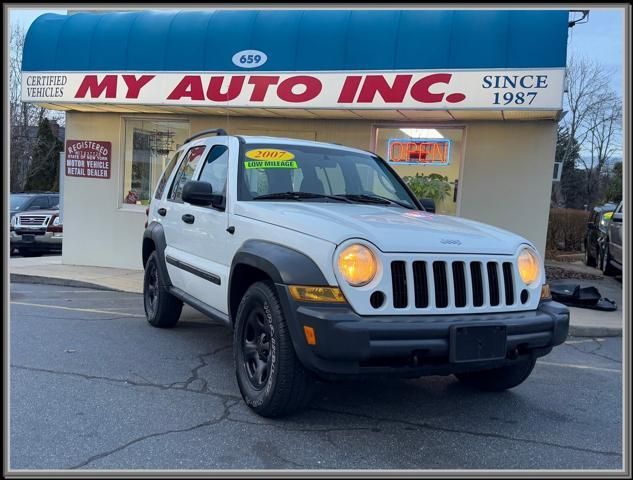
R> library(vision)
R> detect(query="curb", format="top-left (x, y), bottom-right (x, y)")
top-left (10, 273), bottom-right (141, 294)
top-left (568, 324), bottom-right (622, 338)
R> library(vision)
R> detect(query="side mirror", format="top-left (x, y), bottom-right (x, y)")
top-left (182, 181), bottom-right (222, 207)
top-left (418, 198), bottom-right (436, 213)
top-left (612, 212), bottom-right (622, 223)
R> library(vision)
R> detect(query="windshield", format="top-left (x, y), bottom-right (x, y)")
top-left (237, 143), bottom-right (417, 209)
top-left (11, 195), bottom-right (29, 210)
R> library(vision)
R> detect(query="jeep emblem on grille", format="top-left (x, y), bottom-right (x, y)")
top-left (440, 238), bottom-right (462, 245)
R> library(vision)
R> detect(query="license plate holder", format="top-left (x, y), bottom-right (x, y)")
top-left (22, 234), bottom-right (35, 242)
top-left (449, 324), bottom-right (507, 363)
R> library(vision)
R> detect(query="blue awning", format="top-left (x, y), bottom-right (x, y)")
top-left (23, 9), bottom-right (569, 73)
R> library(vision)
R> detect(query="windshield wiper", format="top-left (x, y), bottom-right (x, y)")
top-left (337, 194), bottom-right (415, 210)
top-left (253, 191), bottom-right (354, 203)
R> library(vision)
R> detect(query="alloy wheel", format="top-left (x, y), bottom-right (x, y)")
top-left (146, 262), bottom-right (159, 317)
top-left (242, 307), bottom-right (272, 390)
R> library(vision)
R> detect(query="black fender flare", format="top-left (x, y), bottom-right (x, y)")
top-left (229, 239), bottom-right (329, 287)
top-left (142, 222), bottom-right (173, 287)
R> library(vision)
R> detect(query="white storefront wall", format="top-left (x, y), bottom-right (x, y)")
top-left (62, 111), bottom-right (557, 270)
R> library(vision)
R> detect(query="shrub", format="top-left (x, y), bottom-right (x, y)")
top-left (546, 208), bottom-right (590, 255)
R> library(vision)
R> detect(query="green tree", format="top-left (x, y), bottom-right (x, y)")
top-left (24, 118), bottom-right (62, 192)
top-left (555, 127), bottom-right (586, 209)
top-left (604, 161), bottom-right (622, 203)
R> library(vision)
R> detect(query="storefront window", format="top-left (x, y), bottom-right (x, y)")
top-left (122, 119), bottom-right (189, 206)
top-left (374, 126), bottom-right (464, 216)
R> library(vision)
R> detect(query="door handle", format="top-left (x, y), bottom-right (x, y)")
top-left (182, 214), bottom-right (195, 224)
top-left (157, 208), bottom-right (167, 216)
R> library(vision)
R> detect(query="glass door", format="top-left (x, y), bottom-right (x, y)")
top-left (373, 126), bottom-right (464, 216)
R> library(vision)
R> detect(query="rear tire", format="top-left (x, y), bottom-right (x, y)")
top-left (143, 251), bottom-right (183, 328)
top-left (455, 356), bottom-right (536, 391)
top-left (234, 280), bottom-right (315, 418)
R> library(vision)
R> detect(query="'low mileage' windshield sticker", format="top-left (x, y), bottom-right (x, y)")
top-left (244, 160), bottom-right (298, 169)
top-left (244, 149), bottom-right (297, 169)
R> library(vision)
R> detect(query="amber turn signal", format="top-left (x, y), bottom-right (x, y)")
top-left (303, 326), bottom-right (317, 345)
top-left (540, 283), bottom-right (552, 300)
top-left (288, 285), bottom-right (347, 303)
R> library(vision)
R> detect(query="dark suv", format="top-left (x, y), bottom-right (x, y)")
top-left (600, 201), bottom-right (623, 276)
top-left (584, 203), bottom-right (617, 267)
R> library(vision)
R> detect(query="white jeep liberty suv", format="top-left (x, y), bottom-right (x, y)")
top-left (142, 129), bottom-right (569, 417)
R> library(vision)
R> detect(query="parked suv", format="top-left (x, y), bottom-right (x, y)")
top-left (584, 203), bottom-right (617, 267)
top-left (142, 130), bottom-right (569, 417)
top-left (599, 201), bottom-right (623, 276)
top-left (10, 205), bottom-right (63, 256)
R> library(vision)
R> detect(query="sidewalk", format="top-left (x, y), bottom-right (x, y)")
top-left (9, 255), bottom-right (623, 337)
top-left (9, 255), bottom-right (143, 294)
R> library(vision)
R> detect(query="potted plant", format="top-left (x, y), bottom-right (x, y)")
top-left (402, 172), bottom-right (453, 206)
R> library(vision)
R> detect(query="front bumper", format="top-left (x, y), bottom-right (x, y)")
top-left (10, 230), bottom-right (63, 251)
top-left (276, 284), bottom-right (569, 377)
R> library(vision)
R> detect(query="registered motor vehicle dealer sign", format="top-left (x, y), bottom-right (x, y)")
top-left (65, 140), bottom-right (111, 179)
top-left (22, 70), bottom-right (565, 110)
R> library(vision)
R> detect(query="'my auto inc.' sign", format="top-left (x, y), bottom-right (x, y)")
top-left (22, 69), bottom-right (565, 110)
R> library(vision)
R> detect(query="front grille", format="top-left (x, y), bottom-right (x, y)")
top-left (389, 257), bottom-right (517, 311)
top-left (412, 261), bottom-right (428, 308)
top-left (390, 261), bottom-right (408, 308)
top-left (18, 215), bottom-right (48, 226)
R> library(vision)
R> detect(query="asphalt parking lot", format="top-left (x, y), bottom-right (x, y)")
top-left (9, 282), bottom-right (623, 470)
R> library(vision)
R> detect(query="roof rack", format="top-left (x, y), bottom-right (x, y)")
top-left (184, 128), bottom-right (228, 144)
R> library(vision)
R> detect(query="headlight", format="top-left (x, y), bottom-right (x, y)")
top-left (53, 217), bottom-right (61, 226)
top-left (337, 244), bottom-right (377, 286)
top-left (10, 215), bottom-right (16, 226)
top-left (517, 247), bottom-right (541, 285)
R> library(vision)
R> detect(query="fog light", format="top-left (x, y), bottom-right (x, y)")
top-left (288, 286), bottom-right (347, 303)
top-left (540, 283), bottom-right (552, 300)
top-left (303, 326), bottom-right (317, 345)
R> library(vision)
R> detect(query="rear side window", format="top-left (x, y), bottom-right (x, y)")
top-left (155, 152), bottom-right (181, 199)
top-left (168, 146), bottom-right (206, 202)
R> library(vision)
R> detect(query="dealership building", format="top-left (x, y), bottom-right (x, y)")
top-left (22, 9), bottom-right (569, 270)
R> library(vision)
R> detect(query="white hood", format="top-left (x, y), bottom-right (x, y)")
top-left (234, 202), bottom-right (529, 255)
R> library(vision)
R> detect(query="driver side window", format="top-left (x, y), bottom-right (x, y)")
top-left (198, 145), bottom-right (229, 195)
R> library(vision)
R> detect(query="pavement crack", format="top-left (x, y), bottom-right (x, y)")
top-left (225, 416), bottom-right (376, 435)
top-left (11, 364), bottom-right (241, 402)
top-left (309, 407), bottom-right (622, 458)
top-left (68, 397), bottom-right (239, 469)
top-left (566, 339), bottom-right (622, 364)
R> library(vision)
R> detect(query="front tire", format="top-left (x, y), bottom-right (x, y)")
top-left (143, 251), bottom-right (183, 328)
top-left (584, 241), bottom-right (597, 267)
top-left (234, 281), bottom-right (315, 418)
top-left (601, 243), bottom-right (619, 276)
top-left (455, 356), bottom-right (536, 391)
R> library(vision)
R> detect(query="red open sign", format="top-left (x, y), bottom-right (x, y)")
top-left (388, 139), bottom-right (451, 165)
